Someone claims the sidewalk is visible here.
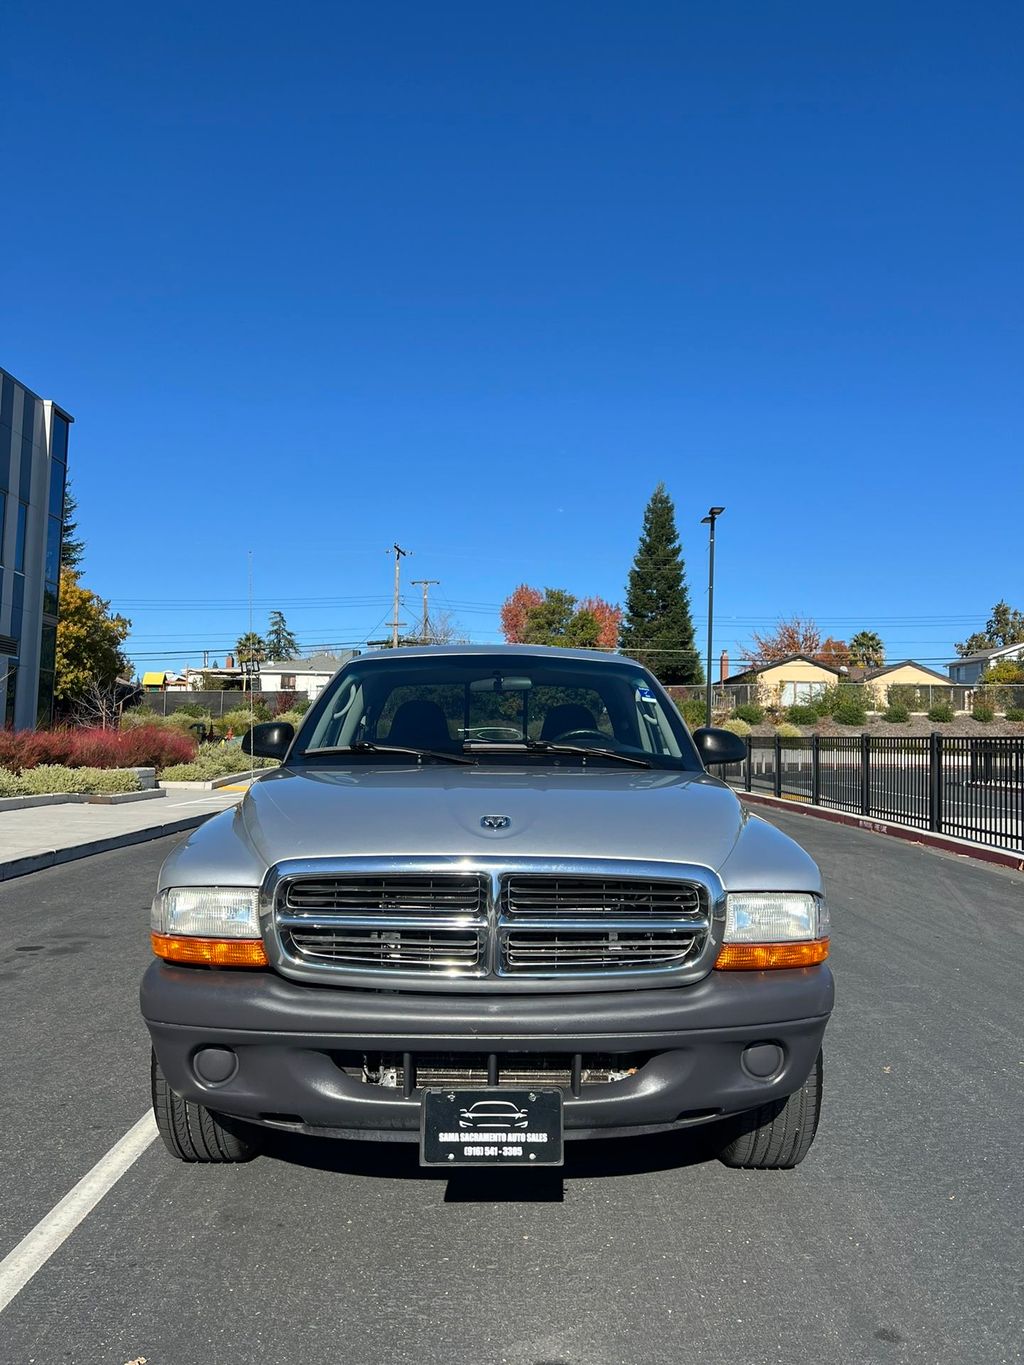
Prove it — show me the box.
[0,787,247,882]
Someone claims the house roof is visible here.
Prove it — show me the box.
[263,651,355,673]
[854,660,951,683]
[721,654,846,685]
[948,641,1024,666]
[141,671,167,686]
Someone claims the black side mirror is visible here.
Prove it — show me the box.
[242,721,295,761]
[693,726,748,767]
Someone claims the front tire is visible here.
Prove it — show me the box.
[717,1051,822,1169]
[151,1049,259,1163]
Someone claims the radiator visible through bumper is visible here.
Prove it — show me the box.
[141,961,833,1141]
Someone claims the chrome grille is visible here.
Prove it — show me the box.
[498,875,708,976]
[278,874,488,975]
[503,875,703,918]
[502,929,703,971]
[270,864,715,987]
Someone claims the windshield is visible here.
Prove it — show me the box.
[293,653,701,770]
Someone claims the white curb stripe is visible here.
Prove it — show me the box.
[0,1111,158,1314]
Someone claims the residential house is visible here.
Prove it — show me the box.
[947,642,1024,685]
[849,660,951,706]
[721,655,846,706]
[260,651,358,701]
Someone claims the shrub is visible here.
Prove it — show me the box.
[18,766,141,795]
[275,710,306,729]
[732,702,763,724]
[971,702,995,723]
[175,702,213,718]
[0,769,30,796]
[1005,707,1024,722]
[833,697,868,727]
[786,704,819,725]
[775,722,803,740]
[0,725,196,772]
[292,697,310,716]
[883,702,910,724]
[928,702,954,723]
[680,699,707,730]
[722,717,750,738]
[214,703,271,737]
[160,746,278,782]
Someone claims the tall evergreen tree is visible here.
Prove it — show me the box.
[60,479,85,572]
[266,609,300,660]
[619,484,703,684]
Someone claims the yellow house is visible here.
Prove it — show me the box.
[853,661,951,706]
[722,655,844,707]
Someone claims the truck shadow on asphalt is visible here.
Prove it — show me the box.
[253,1125,722,1201]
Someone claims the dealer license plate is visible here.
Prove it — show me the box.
[420,1087,564,1167]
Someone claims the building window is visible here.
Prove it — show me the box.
[4,664,17,729]
[780,681,829,705]
[280,674,297,690]
[36,670,55,728]
[14,502,27,572]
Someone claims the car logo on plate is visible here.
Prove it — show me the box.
[480,814,511,830]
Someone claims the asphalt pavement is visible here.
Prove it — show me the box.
[0,812,1021,1365]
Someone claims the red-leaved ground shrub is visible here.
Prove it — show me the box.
[0,725,196,772]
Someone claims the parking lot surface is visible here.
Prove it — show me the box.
[1,811,1021,1364]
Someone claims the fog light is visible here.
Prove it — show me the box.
[193,1047,238,1085]
[741,1043,784,1079]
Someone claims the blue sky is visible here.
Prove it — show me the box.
[3,1,1021,673]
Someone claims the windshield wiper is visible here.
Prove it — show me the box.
[304,743,474,765]
[520,740,652,768]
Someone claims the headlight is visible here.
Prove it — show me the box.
[724,893,828,943]
[151,887,260,939]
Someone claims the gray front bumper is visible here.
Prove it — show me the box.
[141,961,833,1141]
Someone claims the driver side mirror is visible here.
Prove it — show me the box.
[242,721,295,761]
[693,726,747,767]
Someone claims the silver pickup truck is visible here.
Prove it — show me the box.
[141,645,833,1170]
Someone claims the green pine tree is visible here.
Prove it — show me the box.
[60,479,85,572]
[266,610,300,660]
[619,484,703,684]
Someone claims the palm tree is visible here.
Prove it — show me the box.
[235,632,267,664]
[848,630,885,668]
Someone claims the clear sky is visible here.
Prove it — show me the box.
[3,1,1021,674]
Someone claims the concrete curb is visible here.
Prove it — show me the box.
[736,790,1024,873]
[159,771,259,791]
[0,788,165,812]
[0,810,222,883]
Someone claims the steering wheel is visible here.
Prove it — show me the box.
[552,729,614,747]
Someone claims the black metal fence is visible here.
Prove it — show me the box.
[722,735,1024,854]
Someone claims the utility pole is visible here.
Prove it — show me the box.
[411,579,440,643]
[700,508,725,727]
[390,544,411,647]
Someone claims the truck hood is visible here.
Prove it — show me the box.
[235,764,744,869]
[159,764,822,893]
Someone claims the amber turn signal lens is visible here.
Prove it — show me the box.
[151,932,269,967]
[714,939,829,970]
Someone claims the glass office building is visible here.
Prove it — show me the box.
[0,367,73,728]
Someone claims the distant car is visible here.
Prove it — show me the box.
[458,1100,529,1130]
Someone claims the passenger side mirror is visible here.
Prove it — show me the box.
[693,726,747,767]
[242,721,295,761]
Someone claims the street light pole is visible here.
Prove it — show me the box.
[700,507,725,728]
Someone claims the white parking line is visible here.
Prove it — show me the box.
[0,1111,157,1314]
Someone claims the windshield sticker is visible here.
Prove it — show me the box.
[636,686,656,701]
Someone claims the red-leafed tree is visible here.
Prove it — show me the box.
[579,597,623,650]
[819,636,850,668]
[500,585,544,643]
[745,617,821,665]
